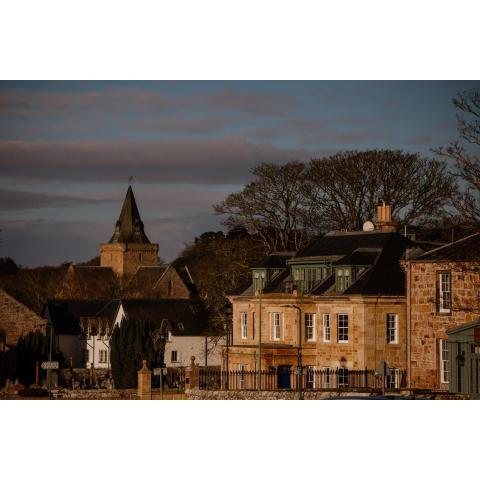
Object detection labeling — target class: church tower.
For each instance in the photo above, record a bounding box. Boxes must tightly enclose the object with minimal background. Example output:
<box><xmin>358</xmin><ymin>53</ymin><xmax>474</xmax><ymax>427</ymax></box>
<box><xmin>100</xmin><ymin>186</ymin><xmax>159</xmax><ymax>278</ymax></box>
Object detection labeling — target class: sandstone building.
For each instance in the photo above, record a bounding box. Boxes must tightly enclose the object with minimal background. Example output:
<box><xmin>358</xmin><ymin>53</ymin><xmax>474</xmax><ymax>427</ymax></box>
<box><xmin>403</xmin><ymin>233</ymin><xmax>480</xmax><ymax>391</ymax></box>
<box><xmin>227</xmin><ymin>204</ymin><xmax>413</xmax><ymax>388</ymax></box>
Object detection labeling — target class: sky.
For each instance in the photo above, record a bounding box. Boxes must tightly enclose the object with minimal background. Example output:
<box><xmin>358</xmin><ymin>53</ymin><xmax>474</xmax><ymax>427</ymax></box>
<box><xmin>0</xmin><ymin>80</ymin><xmax>479</xmax><ymax>267</ymax></box>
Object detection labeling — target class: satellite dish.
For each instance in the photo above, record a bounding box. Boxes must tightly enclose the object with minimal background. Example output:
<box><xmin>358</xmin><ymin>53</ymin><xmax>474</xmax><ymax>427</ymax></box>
<box><xmin>363</xmin><ymin>221</ymin><xmax>375</xmax><ymax>232</ymax></box>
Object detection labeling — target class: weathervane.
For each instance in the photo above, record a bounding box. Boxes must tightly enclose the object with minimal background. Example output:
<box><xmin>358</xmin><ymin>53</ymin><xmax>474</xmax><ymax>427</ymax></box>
<box><xmin>128</xmin><ymin>176</ymin><xmax>134</xmax><ymax>185</ymax></box>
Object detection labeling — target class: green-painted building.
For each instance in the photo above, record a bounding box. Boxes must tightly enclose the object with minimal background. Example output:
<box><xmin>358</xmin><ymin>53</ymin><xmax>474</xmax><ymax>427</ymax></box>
<box><xmin>447</xmin><ymin>320</ymin><xmax>480</xmax><ymax>396</ymax></box>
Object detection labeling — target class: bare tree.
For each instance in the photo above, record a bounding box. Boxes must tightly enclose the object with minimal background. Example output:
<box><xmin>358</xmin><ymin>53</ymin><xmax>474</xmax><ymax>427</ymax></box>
<box><xmin>436</xmin><ymin>88</ymin><xmax>480</xmax><ymax>227</ymax></box>
<box><xmin>214</xmin><ymin>162</ymin><xmax>320</xmax><ymax>252</ymax></box>
<box><xmin>306</xmin><ymin>150</ymin><xmax>455</xmax><ymax>231</ymax></box>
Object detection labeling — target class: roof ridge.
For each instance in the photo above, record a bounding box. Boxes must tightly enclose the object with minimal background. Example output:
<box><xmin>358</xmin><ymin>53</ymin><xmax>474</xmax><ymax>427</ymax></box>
<box><xmin>416</xmin><ymin>232</ymin><xmax>480</xmax><ymax>260</ymax></box>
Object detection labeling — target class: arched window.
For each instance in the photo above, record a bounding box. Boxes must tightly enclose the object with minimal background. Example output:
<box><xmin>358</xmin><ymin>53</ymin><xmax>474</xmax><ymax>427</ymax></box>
<box><xmin>168</xmin><ymin>280</ymin><xmax>173</xmax><ymax>296</ymax></box>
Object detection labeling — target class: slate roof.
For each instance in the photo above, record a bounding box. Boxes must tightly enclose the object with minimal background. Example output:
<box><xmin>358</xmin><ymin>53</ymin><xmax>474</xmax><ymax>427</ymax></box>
<box><xmin>293</xmin><ymin>231</ymin><xmax>401</xmax><ymax>260</ymax></box>
<box><xmin>411</xmin><ymin>233</ymin><xmax>480</xmax><ymax>262</ymax></box>
<box><xmin>121</xmin><ymin>299</ymin><xmax>208</xmax><ymax>336</ymax></box>
<box><xmin>252</xmin><ymin>252</ymin><xmax>296</xmax><ymax>269</ymax></box>
<box><xmin>55</xmin><ymin>265</ymin><xmax>119</xmax><ymax>299</ymax></box>
<box><xmin>45</xmin><ymin>299</ymin><xmax>121</xmax><ymax>335</ymax></box>
<box><xmin>232</xmin><ymin>231</ymin><xmax>413</xmax><ymax>297</ymax></box>
<box><xmin>108</xmin><ymin>186</ymin><xmax>151</xmax><ymax>244</ymax></box>
<box><xmin>123</xmin><ymin>265</ymin><xmax>169</xmax><ymax>296</ymax></box>
<box><xmin>333</xmin><ymin>249</ymin><xmax>381</xmax><ymax>266</ymax></box>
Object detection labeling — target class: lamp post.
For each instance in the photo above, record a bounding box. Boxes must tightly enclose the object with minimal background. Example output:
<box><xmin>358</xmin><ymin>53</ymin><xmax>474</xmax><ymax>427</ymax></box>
<box><xmin>255</xmin><ymin>271</ymin><xmax>265</xmax><ymax>390</ymax></box>
<box><xmin>223</xmin><ymin>320</ymin><xmax>232</xmax><ymax>373</ymax></box>
<box><xmin>282</xmin><ymin>304</ymin><xmax>303</xmax><ymax>400</ymax></box>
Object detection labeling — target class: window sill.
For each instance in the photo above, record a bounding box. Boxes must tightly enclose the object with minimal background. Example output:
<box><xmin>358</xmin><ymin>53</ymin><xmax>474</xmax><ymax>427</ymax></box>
<box><xmin>338</xmin><ymin>341</ymin><xmax>349</xmax><ymax>344</ymax></box>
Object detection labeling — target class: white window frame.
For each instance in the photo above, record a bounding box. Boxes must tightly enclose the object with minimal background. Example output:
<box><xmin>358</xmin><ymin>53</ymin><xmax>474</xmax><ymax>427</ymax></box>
<box><xmin>386</xmin><ymin>369</ymin><xmax>400</xmax><ymax>389</ymax></box>
<box><xmin>271</xmin><ymin>312</ymin><xmax>281</xmax><ymax>340</ymax></box>
<box><xmin>386</xmin><ymin>313</ymin><xmax>398</xmax><ymax>344</ymax></box>
<box><xmin>439</xmin><ymin>339</ymin><xmax>449</xmax><ymax>384</ymax></box>
<box><xmin>240</xmin><ymin>312</ymin><xmax>248</xmax><ymax>339</ymax></box>
<box><xmin>305</xmin><ymin>313</ymin><xmax>316</xmax><ymax>341</ymax></box>
<box><xmin>171</xmin><ymin>350</ymin><xmax>178</xmax><ymax>363</ymax></box>
<box><xmin>99</xmin><ymin>349</ymin><xmax>108</xmax><ymax>364</ymax></box>
<box><xmin>323</xmin><ymin>314</ymin><xmax>331</xmax><ymax>343</ymax></box>
<box><xmin>439</xmin><ymin>272</ymin><xmax>451</xmax><ymax>314</ymax></box>
<box><xmin>337</xmin><ymin>313</ymin><xmax>349</xmax><ymax>343</ymax></box>
<box><xmin>305</xmin><ymin>366</ymin><xmax>316</xmax><ymax>389</ymax></box>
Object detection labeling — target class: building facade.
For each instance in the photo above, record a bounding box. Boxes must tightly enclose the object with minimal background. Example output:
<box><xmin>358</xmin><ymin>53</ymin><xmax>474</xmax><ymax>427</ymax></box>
<box><xmin>403</xmin><ymin>233</ymin><xmax>480</xmax><ymax>391</ymax></box>
<box><xmin>227</xmin><ymin>205</ymin><xmax>413</xmax><ymax>388</ymax></box>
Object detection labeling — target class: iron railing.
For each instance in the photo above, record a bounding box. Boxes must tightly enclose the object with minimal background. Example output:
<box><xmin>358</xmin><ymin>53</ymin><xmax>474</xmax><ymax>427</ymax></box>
<box><xmin>199</xmin><ymin>368</ymin><xmax>407</xmax><ymax>392</ymax></box>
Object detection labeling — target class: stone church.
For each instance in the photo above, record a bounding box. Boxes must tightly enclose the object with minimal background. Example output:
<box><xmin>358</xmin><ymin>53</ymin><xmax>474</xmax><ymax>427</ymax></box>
<box><xmin>43</xmin><ymin>185</ymin><xmax>217</xmax><ymax>374</ymax></box>
<box><xmin>1</xmin><ymin>186</ymin><xmax>220</xmax><ymax>385</ymax></box>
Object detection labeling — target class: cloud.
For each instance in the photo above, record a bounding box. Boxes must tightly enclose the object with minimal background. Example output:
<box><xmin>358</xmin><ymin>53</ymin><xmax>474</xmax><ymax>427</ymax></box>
<box><xmin>0</xmin><ymin>211</ymin><xmax>223</xmax><ymax>267</ymax></box>
<box><xmin>0</xmin><ymin>87</ymin><xmax>179</xmax><ymax>118</ymax></box>
<box><xmin>127</xmin><ymin>115</ymin><xmax>237</xmax><ymax>134</ymax></box>
<box><xmin>407</xmin><ymin>135</ymin><xmax>435</xmax><ymax>145</ymax></box>
<box><xmin>0</xmin><ymin>86</ymin><xmax>301</xmax><ymax>121</ymax></box>
<box><xmin>248</xmin><ymin>117</ymin><xmax>387</xmax><ymax>146</ymax></box>
<box><xmin>0</xmin><ymin>137</ymin><xmax>311</xmax><ymax>184</ymax></box>
<box><xmin>0</xmin><ymin>189</ymin><xmax>106</xmax><ymax>211</ymax></box>
<box><xmin>207</xmin><ymin>89</ymin><xmax>300</xmax><ymax>116</ymax></box>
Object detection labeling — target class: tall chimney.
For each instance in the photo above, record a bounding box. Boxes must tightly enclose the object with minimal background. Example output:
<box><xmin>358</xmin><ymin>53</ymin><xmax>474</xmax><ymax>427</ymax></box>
<box><xmin>376</xmin><ymin>202</ymin><xmax>396</xmax><ymax>232</ymax></box>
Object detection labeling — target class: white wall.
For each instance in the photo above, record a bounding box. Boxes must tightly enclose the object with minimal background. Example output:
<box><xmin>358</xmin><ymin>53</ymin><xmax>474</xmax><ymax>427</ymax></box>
<box><xmin>163</xmin><ymin>335</ymin><xmax>226</xmax><ymax>367</ymax></box>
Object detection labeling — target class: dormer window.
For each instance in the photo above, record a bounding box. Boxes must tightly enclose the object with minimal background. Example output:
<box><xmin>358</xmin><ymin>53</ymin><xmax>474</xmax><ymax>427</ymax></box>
<box><xmin>253</xmin><ymin>270</ymin><xmax>266</xmax><ymax>294</ymax></box>
<box><xmin>336</xmin><ymin>268</ymin><xmax>351</xmax><ymax>292</ymax></box>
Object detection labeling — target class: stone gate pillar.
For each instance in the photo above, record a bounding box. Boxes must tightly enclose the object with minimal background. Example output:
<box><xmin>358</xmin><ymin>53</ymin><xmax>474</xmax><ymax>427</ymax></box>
<box><xmin>138</xmin><ymin>360</ymin><xmax>152</xmax><ymax>400</ymax></box>
<box><xmin>185</xmin><ymin>356</ymin><xmax>199</xmax><ymax>391</ymax></box>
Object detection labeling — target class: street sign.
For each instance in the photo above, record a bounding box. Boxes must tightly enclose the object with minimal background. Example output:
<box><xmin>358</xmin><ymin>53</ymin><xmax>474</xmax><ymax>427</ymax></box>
<box><xmin>153</xmin><ymin>368</ymin><xmax>167</xmax><ymax>376</ymax></box>
<box><xmin>41</xmin><ymin>361</ymin><xmax>59</xmax><ymax>370</ymax></box>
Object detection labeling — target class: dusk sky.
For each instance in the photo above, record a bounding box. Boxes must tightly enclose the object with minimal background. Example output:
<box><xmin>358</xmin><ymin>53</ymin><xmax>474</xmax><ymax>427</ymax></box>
<box><xmin>1</xmin><ymin>80</ymin><xmax>479</xmax><ymax>267</ymax></box>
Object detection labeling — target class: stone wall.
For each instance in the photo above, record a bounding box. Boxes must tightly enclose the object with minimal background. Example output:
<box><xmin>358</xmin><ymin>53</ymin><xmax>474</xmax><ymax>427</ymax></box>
<box><xmin>100</xmin><ymin>242</ymin><xmax>159</xmax><ymax>278</ymax></box>
<box><xmin>407</xmin><ymin>261</ymin><xmax>480</xmax><ymax>390</ymax></box>
<box><xmin>228</xmin><ymin>295</ymin><xmax>407</xmax><ymax>372</ymax></box>
<box><xmin>0</xmin><ymin>288</ymin><xmax>46</xmax><ymax>347</ymax></box>
<box><xmin>152</xmin><ymin>267</ymin><xmax>191</xmax><ymax>299</ymax></box>
<box><xmin>185</xmin><ymin>388</ymin><xmax>471</xmax><ymax>400</ymax></box>
<box><xmin>52</xmin><ymin>388</ymin><xmax>138</xmax><ymax>400</ymax></box>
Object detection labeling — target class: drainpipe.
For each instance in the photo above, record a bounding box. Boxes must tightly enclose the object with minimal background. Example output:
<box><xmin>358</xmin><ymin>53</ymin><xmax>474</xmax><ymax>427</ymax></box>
<box><xmin>406</xmin><ymin>262</ymin><xmax>412</xmax><ymax>389</ymax></box>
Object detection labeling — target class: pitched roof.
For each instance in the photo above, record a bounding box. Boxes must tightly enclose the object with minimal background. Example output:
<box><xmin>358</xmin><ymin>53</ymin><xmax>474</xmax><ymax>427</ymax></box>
<box><xmin>446</xmin><ymin>319</ymin><xmax>480</xmax><ymax>335</ymax></box>
<box><xmin>55</xmin><ymin>265</ymin><xmax>119</xmax><ymax>299</ymax></box>
<box><xmin>236</xmin><ymin>231</ymin><xmax>413</xmax><ymax>297</ymax></box>
<box><xmin>123</xmin><ymin>265</ymin><xmax>169</xmax><ymax>295</ymax></box>
<box><xmin>252</xmin><ymin>252</ymin><xmax>295</xmax><ymax>269</ymax></box>
<box><xmin>108</xmin><ymin>186</ymin><xmax>151</xmax><ymax>244</ymax></box>
<box><xmin>294</xmin><ymin>231</ymin><xmax>401</xmax><ymax>260</ymax></box>
<box><xmin>412</xmin><ymin>233</ymin><xmax>480</xmax><ymax>262</ymax></box>
<box><xmin>45</xmin><ymin>299</ymin><xmax>121</xmax><ymax>335</ymax></box>
<box><xmin>121</xmin><ymin>299</ymin><xmax>208</xmax><ymax>336</ymax></box>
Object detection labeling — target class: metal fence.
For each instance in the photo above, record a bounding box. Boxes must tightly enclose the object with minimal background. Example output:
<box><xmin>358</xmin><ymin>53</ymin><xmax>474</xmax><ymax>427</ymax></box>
<box><xmin>153</xmin><ymin>367</ymin><xmax>186</xmax><ymax>390</ymax></box>
<box><xmin>199</xmin><ymin>368</ymin><xmax>407</xmax><ymax>392</ymax></box>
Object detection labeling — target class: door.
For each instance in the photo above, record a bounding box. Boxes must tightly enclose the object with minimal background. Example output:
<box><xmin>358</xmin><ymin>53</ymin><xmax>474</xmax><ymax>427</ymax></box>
<box><xmin>277</xmin><ymin>365</ymin><xmax>291</xmax><ymax>389</ymax></box>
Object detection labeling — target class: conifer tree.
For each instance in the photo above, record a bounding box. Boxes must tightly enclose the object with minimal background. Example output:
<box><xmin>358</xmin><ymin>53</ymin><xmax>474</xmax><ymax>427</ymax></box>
<box><xmin>110</xmin><ymin>317</ymin><xmax>161</xmax><ymax>389</ymax></box>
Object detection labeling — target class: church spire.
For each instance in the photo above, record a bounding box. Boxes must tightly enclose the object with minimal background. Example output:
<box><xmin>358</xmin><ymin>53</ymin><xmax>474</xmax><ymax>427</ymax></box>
<box><xmin>109</xmin><ymin>186</ymin><xmax>151</xmax><ymax>244</ymax></box>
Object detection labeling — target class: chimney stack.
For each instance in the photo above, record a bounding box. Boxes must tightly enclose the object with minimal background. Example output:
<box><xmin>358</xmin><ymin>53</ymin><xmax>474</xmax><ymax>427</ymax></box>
<box><xmin>376</xmin><ymin>202</ymin><xmax>396</xmax><ymax>232</ymax></box>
